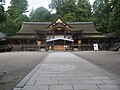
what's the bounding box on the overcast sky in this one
[5,0,95,15]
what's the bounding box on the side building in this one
[0,32,12,52]
[8,16,110,51]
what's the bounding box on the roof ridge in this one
[23,22,94,25]
[23,22,52,24]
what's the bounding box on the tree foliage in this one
[49,0,91,22]
[7,0,28,20]
[14,14,30,29]
[0,0,29,36]
[92,0,120,36]
[0,19,18,36]
[108,0,120,36]
[77,0,91,21]
[0,0,6,23]
[29,7,53,22]
[92,0,113,33]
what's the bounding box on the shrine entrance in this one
[53,45,64,51]
[46,39,73,51]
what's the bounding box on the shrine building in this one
[8,16,110,51]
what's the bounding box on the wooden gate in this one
[53,45,64,51]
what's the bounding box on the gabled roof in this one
[46,16,72,29]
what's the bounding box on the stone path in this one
[14,52,120,90]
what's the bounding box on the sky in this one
[5,0,95,15]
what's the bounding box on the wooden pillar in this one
[27,40,29,51]
[45,33,47,51]
[64,31,66,38]
[53,31,54,39]
[53,41,55,50]
[53,31,55,50]
[71,33,74,51]
[88,39,90,51]
[20,40,21,51]
[64,40,66,51]
[104,39,106,50]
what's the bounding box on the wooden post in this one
[72,32,74,51]
[53,31,54,39]
[64,40,66,51]
[27,40,29,51]
[20,40,21,51]
[45,33,47,51]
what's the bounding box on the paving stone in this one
[52,71,69,74]
[80,80,105,85]
[58,74,77,77]
[22,86,49,90]
[26,80,36,86]
[98,85,120,89]
[50,85,73,90]
[90,76,110,80]
[35,80,58,85]
[52,76,71,81]
[13,88,22,90]
[59,80,82,85]
[38,74,57,77]
[70,76,90,80]
[77,74,96,77]
[30,77,38,80]
[74,89,118,90]
[102,80,120,85]
[74,89,101,90]
[13,52,120,90]
[73,85,99,89]
[37,77,51,81]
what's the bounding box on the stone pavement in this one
[14,52,120,90]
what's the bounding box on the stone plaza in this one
[14,52,120,90]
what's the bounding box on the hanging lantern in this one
[78,40,81,45]
[37,40,41,46]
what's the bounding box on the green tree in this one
[0,0,6,23]
[92,0,113,33]
[76,0,91,21]
[29,7,52,22]
[49,0,92,22]
[49,0,66,11]
[0,19,18,36]
[14,14,30,29]
[1,0,29,36]
[7,0,28,20]
[108,0,120,36]
[0,14,29,36]
[63,13,76,22]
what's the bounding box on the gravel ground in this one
[74,51,120,78]
[0,51,48,90]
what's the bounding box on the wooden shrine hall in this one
[8,16,110,51]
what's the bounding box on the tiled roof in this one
[18,22,99,34]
